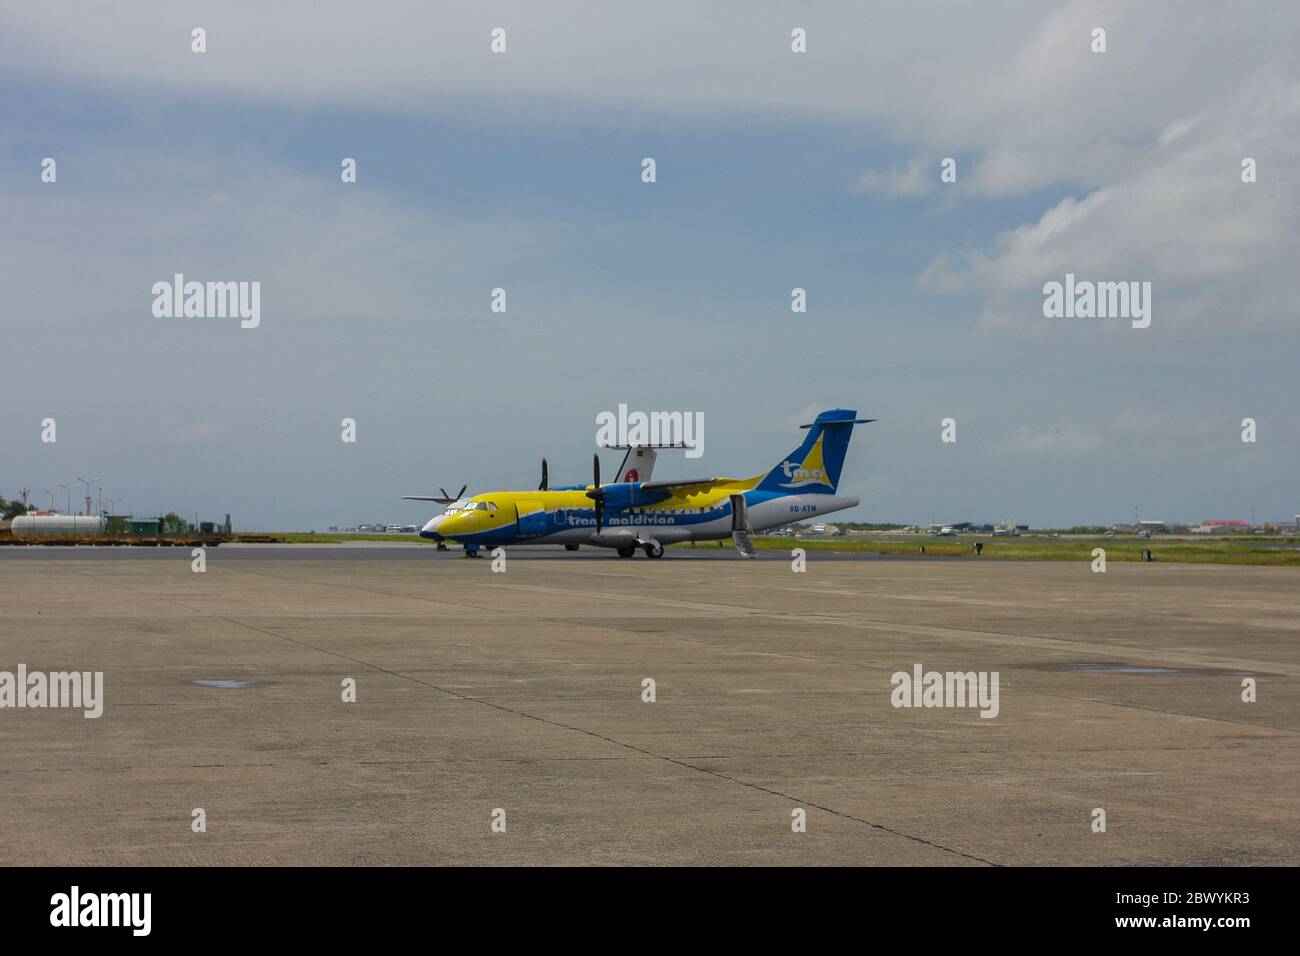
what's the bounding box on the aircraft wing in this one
[637,478,718,494]
[401,495,456,503]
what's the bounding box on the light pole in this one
[44,488,55,511]
[77,476,99,517]
[58,483,72,515]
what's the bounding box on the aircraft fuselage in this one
[423,488,857,550]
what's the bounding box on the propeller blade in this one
[539,458,549,492]
[456,484,467,499]
[590,454,603,533]
[440,488,450,501]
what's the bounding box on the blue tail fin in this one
[755,409,874,495]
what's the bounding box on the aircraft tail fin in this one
[615,446,657,483]
[754,409,873,495]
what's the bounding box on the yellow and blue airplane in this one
[403,409,873,558]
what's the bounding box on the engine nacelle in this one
[595,482,671,511]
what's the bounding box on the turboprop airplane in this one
[402,447,663,549]
[409,409,873,558]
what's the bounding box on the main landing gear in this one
[616,542,663,559]
[463,546,481,559]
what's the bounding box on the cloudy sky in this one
[2,1,1297,529]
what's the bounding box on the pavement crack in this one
[208,612,998,866]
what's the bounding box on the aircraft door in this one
[515,500,550,537]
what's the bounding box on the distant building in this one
[1191,519,1249,535]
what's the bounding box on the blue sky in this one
[2,2,1297,528]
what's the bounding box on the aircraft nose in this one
[420,516,445,539]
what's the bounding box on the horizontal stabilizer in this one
[599,442,694,449]
[800,417,876,429]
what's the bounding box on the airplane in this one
[402,448,663,548]
[405,408,873,558]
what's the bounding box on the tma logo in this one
[780,436,831,488]
[781,460,827,485]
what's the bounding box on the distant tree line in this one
[161,512,189,534]
[0,496,30,520]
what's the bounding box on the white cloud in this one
[856,158,934,198]
[0,150,558,327]
[997,408,1220,458]
[998,424,1101,456]
[920,63,1300,333]
[1158,116,1201,146]
[6,2,1296,340]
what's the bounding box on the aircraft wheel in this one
[564,544,580,551]
[644,542,665,559]
[617,546,636,558]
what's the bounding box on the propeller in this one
[538,458,549,492]
[402,483,467,504]
[585,453,604,533]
